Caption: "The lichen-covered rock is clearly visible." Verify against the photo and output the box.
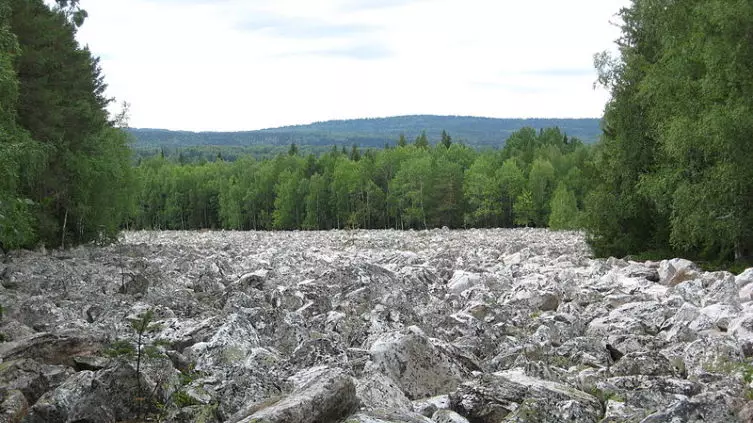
[345,409,434,423]
[1,229,752,423]
[447,271,481,295]
[587,301,674,337]
[412,395,449,418]
[431,409,469,423]
[0,333,101,367]
[0,359,72,406]
[236,367,357,423]
[448,373,528,422]
[597,375,702,412]
[183,312,260,370]
[24,362,167,423]
[683,337,745,378]
[639,391,740,422]
[357,371,413,412]
[496,368,602,423]
[610,351,677,377]
[367,326,472,400]
[600,399,648,423]
[0,320,35,342]
[0,389,28,423]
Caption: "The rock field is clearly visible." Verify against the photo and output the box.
[1,228,753,422]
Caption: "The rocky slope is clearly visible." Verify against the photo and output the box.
[1,229,752,423]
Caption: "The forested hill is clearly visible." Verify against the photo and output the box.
[128,116,601,148]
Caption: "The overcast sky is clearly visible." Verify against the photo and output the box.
[73,0,627,131]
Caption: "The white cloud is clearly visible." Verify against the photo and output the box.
[74,0,627,131]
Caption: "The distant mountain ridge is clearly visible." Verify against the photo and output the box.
[128,115,602,149]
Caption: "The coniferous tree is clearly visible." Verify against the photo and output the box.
[440,130,452,149]
[2,0,133,248]
[414,131,429,149]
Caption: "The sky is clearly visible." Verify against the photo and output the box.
[72,0,628,131]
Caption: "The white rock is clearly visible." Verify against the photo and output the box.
[658,258,699,286]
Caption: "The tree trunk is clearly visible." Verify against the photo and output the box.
[61,208,68,249]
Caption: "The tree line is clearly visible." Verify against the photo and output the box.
[127,116,601,149]
[0,0,133,251]
[2,0,752,269]
[586,0,753,265]
[128,128,593,232]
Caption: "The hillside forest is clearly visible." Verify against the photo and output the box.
[1,0,752,269]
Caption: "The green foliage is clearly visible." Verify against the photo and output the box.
[0,0,133,251]
[273,169,307,230]
[0,198,36,250]
[549,183,580,230]
[397,133,407,147]
[440,130,452,149]
[528,158,556,226]
[464,154,504,227]
[172,390,201,408]
[414,130,429,149]
[104,339,136,358]
[585,0,753,265]
[129,127,594,232]
[513,190,536,227]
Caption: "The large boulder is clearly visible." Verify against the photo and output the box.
[658,259,699,286]
[0,333,101,367]
[496,368,602,423]
[610,351,678,377]
[432,409,470,423]
[367,326,473,400]
[639,391,740,422]
[24,362,166,423]
[587,301,674,337]
[356,372,413,412]
[448,373,528,423]
[345,409,433,423]
[235,367,357,423]
[0,359,72,405]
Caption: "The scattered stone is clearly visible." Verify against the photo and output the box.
[0,230,751,422]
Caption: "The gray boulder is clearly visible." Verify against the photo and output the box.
[658,259,699,286]
[345,409,434,423]
[0,389,28,423]
[448,373,528,423]
[367,326,472,400]
[640,391,740,422]
[235,367,357,423]
[356,372,413,412]
[24,363,162,423]
[496,368,602,423]
[431,409,469,423]
[610,351,677,377]
[0,359,72,406]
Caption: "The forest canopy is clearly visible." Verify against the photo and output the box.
[127,127,592,232]
[584,0,753,264]
[0,0,133,250]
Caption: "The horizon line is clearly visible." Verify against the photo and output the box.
[127,114,602,133]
